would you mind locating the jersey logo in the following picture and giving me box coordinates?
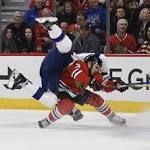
[75,63,81,69]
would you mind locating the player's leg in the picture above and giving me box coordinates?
[85,90,126,125]
[4,69,81,122]
[4,50,72,109]
[57,91,84,121]
[38,98,75,128]
[35,16,72,54]
[48,24,72,54]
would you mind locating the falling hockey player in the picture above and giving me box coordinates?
[4,17,128,128]
[4,16,83,121]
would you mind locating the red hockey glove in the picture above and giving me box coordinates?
[94,73,115,92]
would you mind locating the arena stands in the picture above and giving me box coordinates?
[1,0,30,30]
[0,0,150,54]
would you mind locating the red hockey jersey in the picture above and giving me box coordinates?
[59,60,115,96]
[59,60,90,95]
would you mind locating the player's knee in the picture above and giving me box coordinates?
[56,35,72,53]
[58,98,75,115]
[87,95,104,108]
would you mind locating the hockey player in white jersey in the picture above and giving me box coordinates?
[4,16,83,121]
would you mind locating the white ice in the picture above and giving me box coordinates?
[0,110,150,150]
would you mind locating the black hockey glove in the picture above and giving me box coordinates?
[90,80,103,91]
[115,78,128,92]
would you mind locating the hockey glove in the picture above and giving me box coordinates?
[115,78,128,92]
[90,80,103,91]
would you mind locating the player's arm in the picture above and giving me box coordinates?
[90,73,128,92]
[68,60,90,90]
[90,73,114,92]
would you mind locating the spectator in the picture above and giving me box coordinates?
[110,6,127,34]
[57,1,77,25]
[109,18,137,54]
[131,0,150,25]
[72,22,102,53]
[138,24,150,54]
[110,0,127,12]
[85,0,106,35]
[34,8,54,53]
[23,0,45,27]
[2,28,17,53]
[60,22,75,42]
[126,0,141,20]
[69,11,87,38]
[22,28,36,53]
[72,0,89,12]
[111,0,127,8]
[6,11,28,52]
[134,8,150,47]
[29,0,54,12]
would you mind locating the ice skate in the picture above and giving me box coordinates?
[38,118,51,128]
[35,16,58,29]
[108,113,126,126]
[4,69,32,90]
[69,108,84,121]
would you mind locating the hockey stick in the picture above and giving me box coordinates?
[101,82,150,90]
[115,82,150,88]
[91,80,150,91]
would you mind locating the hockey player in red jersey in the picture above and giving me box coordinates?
[4,17,128,128]
[38,54,128,128]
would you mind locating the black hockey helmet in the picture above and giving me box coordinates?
[84,54,102,67]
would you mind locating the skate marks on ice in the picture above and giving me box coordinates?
[0,109,118,131]
[0,109,42,128]
[0,110,149,150]
[127,110,150,128]
[125,110,150,138]
[0,110,150,137]
[0,110,127,131]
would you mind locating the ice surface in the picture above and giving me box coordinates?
[0,110,150,150]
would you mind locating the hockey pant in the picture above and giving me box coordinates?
[73,90,113,117]
[48,90,113,123]
[48,98,75,122]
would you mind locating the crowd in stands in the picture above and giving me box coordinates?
[1,0,150,54]
[110,0,150,54]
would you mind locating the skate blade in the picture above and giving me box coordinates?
[35,17,58,24]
